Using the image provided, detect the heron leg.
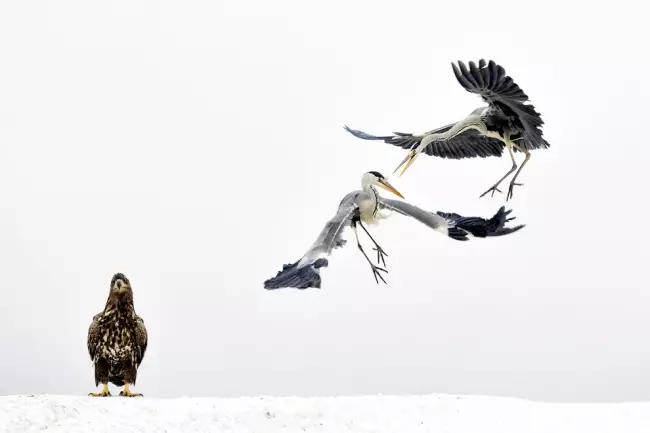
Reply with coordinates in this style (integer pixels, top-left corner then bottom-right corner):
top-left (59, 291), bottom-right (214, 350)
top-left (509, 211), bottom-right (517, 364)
top-left (506, 143), bottom-right (531, 201)
top-left (480, 144), bottom-right (518, 198)
top-left (352, 221), bottom-right (388, 285)
top-left (358, 221), bottom-right (388, 267)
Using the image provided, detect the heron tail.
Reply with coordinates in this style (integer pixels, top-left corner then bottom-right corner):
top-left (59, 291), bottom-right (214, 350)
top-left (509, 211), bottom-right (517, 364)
top-left (437, 206), bottom-right (525, 239)
top-left (263, 258), bottom-right (329, 290)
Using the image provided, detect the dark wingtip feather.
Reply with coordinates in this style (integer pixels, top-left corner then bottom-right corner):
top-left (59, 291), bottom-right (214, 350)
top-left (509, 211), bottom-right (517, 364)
top-left (264, 258), bottom-right (329, 290)
top-left (436, 206), bottom-right (525, 239)
top-left (447, 226), bottom-right (470, 241)
top-left (483, 206), bottom-right (525, 237)
top-left (488, 224), bottom-right (526, 236)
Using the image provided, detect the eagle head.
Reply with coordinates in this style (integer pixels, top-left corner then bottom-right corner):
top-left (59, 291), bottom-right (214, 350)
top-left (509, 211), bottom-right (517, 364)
top-left (111, 273), bottom-right (131, 293)
top-left (106, 273), bottom-right (134, 308)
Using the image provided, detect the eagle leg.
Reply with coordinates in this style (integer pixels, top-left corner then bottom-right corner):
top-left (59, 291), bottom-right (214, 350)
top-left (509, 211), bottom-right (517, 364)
top-left (119, 383), bottom-right (143, 397)
top-left (89, 383), bottom-right (111, 397)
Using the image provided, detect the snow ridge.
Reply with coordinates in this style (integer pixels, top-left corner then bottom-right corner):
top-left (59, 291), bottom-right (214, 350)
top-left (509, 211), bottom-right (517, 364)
top-left (1, 393), bottom-right (650, 433)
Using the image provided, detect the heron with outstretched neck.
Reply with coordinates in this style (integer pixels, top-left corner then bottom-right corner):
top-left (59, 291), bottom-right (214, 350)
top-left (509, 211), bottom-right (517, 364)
top-left (263, 171), bottom-right (525, 290)
top-left (344, 59), bottom-right (550, 201)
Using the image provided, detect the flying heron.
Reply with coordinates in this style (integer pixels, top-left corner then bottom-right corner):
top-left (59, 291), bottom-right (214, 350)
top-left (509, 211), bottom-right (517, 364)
top-left (263, 171), bottom-right (524, 290)
top-left (344, 59), bottom-right (550, 201)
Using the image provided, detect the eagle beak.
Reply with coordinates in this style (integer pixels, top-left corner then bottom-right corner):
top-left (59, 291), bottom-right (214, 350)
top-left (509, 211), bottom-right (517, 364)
top-left (114, 280), bottom-right (128, 293)
top-left (378, 179), bottom-right (405, 199)
top-left (393, 150), bottom-right (419, 177)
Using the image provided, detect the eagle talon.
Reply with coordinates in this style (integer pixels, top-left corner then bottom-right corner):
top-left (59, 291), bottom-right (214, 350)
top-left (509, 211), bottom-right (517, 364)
top-left (119, 383), bottom-right (143, 397)
top-left (89, 386), bottom-right (111, 397)
top-left (119, 391), bottom-right (143, 397)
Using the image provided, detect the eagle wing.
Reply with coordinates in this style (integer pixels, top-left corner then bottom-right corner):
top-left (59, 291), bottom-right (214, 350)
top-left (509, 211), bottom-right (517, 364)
top-left (135, 315), bottom-right (148, 367)
top-left (87, 312), bottom-right (102, 361)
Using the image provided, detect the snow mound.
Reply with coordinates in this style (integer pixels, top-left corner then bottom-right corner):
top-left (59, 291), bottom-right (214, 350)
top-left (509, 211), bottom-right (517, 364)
top-left (1, 393), bottom-right (650, 433)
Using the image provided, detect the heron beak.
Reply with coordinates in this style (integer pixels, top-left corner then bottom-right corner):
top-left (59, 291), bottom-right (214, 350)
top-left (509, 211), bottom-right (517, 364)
top-left (393, 150), bottom-right (419, 177)
top-left (378, 179), bottom-right (405, 199)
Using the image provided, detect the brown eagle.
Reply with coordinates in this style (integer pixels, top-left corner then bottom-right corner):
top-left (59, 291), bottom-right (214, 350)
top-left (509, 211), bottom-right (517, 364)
top-left (87, 273), bottom-right (148, 397)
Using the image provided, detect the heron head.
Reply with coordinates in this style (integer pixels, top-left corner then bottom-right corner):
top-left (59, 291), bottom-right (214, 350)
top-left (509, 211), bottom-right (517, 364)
top-left (362, 171), bottom-right (404, 199)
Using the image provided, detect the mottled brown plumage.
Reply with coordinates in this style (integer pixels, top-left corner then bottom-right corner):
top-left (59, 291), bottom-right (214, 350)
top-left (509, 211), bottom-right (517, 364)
top-left (87, 273), bottom-right (148, 397)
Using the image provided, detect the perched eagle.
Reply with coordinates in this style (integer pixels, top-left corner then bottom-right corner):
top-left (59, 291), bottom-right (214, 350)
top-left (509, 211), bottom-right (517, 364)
top-left (87, 273), bottom-right (148, 397)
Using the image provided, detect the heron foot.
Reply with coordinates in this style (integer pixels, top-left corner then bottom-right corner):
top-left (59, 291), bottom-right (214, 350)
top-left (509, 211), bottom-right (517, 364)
top-left (369, 264), bottom-right (388, 285)
top-left (506, 182), bottom-right (524, 201)
top-left (479, 185), bottom-right (503, 198)
top-left (372, 245), bottom-right (388, 267)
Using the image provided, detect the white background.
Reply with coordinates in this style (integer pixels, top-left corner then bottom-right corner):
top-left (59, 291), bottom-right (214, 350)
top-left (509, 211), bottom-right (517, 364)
top-left (0, 0), bottom-right (647, 401)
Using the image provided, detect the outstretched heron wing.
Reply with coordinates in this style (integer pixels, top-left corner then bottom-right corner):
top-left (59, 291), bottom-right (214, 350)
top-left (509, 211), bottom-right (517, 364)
top-left (264, 192), bottom-right (361, 290)
top-left (451, 59), bottom-right (548, 150)
top-left (379, 198), bottom-right (525, 240)
top-left (344, 124), bottom-right (504, 159)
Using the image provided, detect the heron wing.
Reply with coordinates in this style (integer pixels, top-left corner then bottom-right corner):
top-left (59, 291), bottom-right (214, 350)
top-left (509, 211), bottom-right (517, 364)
top-left (435, 206), bottom-right (525, 237)
top-left (378, 198), bottom-right (470, 240)
top-left (380, 198), bottom-right (525, 240)
top-left (264, 192), bottom-right (360, 290)
top-left (344, 124), bottom-right (504, 159)
top-left (298, 191), bottom-right (359, 260)
top-left (451, 59), bottom-right (548, 150)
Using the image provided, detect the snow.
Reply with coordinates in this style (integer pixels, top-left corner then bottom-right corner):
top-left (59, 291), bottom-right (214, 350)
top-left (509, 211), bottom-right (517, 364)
top-left (1, 393), bottom-right (649, 433)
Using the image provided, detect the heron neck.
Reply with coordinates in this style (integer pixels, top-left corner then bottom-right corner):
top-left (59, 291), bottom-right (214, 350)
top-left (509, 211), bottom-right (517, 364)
top-left (417, 114), bottom-right (484, 153)
top-left (363, 185), bottom-right (380, 217)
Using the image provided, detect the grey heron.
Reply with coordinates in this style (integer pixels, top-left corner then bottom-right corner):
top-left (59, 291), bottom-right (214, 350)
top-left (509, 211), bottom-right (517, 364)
top-left (344, 59), bottom-right (550, 201)
top-left (263, 171), bottom-right (524, 290)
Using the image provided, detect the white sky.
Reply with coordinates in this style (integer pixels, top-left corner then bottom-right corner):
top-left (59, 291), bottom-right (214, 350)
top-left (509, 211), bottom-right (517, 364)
top-left (0, 0), bottom-right (648, 402)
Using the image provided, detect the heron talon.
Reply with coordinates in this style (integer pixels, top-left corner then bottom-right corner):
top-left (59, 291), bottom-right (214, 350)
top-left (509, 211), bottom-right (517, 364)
top-left (371, 265), bottom-right (388, 285)
top-left (506, 182), bottom-right (524, 201)
top-left (480, 186), bottom-right (502, 198)
top-left (372, 246), bottom-right (388, 267)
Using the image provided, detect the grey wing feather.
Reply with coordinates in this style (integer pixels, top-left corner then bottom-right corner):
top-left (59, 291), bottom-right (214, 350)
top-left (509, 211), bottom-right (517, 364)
top-left (451, 59), bottom-right (549, 151)
top-left (378, 198), bottom-right (470, 240)
top-left (380, 198), bottom-right (525, 240)
top-left (303, 192), bottom-right (359, 262)
top-left (264, 193), bottom-right (360, 290)
top-left (135, 315), bottom-right (148, 366)
top-left (344, 124), bottom-right (504, 159)
top-left (87, 313), bottom-right (102, 361)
